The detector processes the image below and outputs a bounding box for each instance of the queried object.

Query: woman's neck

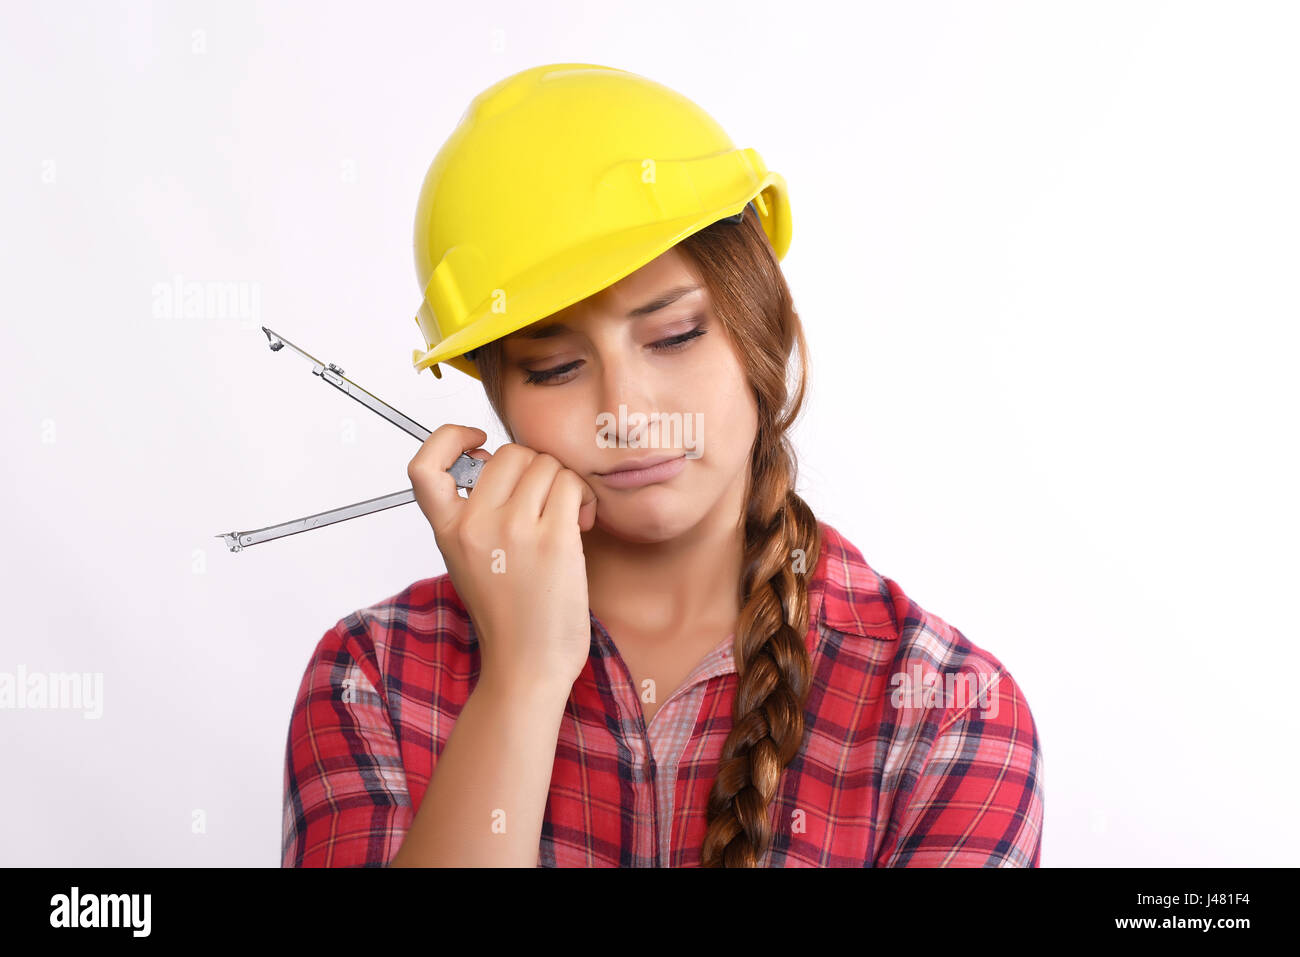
[583,504,745,642]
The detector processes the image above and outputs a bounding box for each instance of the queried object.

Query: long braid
[699,436,822,866]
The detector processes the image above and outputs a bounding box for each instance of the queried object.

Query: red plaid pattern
[283,521,1044,866]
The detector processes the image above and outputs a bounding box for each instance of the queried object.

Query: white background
[2,0,1296,866]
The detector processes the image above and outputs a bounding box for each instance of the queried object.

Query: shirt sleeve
[876,668,1044,867]
[281,621,413,867]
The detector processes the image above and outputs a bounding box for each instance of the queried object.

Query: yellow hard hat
[410,62,792,380]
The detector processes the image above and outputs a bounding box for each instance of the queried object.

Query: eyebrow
[516,283,703,340]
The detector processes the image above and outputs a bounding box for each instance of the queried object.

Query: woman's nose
[595,350,659,447]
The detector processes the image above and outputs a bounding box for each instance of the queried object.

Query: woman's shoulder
[340,571,473,648]
[301,572,476,704]
[814,520,1034,717]
[813,521,1043,852]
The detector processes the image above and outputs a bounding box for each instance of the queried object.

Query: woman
[281,63,1044,867]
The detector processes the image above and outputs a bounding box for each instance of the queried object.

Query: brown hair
[468,205,821,866]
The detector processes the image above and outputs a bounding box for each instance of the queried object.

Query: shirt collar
[809,521,902,642]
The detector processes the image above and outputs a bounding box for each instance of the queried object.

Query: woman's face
[498,246,758,543]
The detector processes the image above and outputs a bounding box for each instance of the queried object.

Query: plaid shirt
[282,520,1044,866]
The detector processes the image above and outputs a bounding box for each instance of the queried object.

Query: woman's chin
[587,497,699,544]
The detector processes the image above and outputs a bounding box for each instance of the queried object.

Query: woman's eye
[523,360,580,385]
[649,325,708,353]
[522,324,708,385]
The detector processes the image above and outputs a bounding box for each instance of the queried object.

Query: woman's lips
[596,454,687,489]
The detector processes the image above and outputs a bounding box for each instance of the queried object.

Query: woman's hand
[407,424,599,695]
